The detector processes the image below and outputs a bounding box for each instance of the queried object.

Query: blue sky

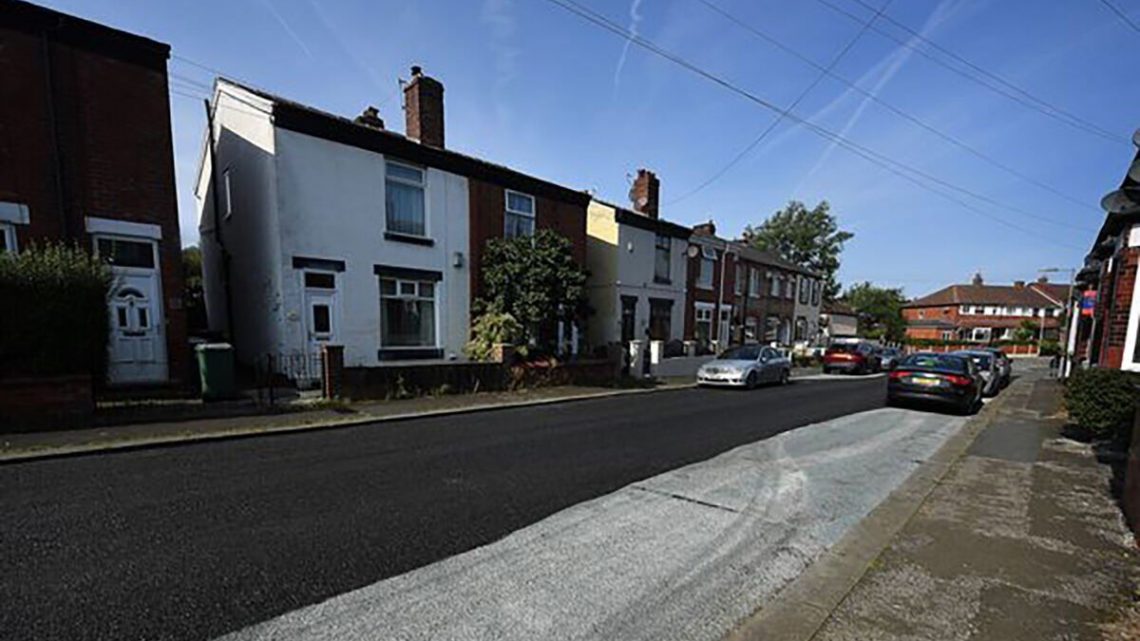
[36,0,1140,297]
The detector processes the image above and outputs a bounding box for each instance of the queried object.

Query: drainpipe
[204,98,236,344]
[716,238,729,347]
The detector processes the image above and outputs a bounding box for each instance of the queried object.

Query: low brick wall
[906,343,1039,356]
[0,375,94,433]
[1123,398,1140,543]
[341,358,619,401]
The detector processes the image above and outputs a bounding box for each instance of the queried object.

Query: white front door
[100,234,168,384]
[303,272,339,355]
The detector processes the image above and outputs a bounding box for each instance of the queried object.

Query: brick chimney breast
[403,65,445,148]
[354,106,385,130]
[629,168,660,219]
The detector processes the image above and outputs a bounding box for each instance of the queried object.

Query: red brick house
[0,1,188,385]
[1070,131,1140,370]
[902,274,1063,344]
[684,222,822,351]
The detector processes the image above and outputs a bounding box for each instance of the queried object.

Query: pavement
[0,376,887,641]
[733,360,1140,641]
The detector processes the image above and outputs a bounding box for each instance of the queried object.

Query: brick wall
[1103,248,1139,368]
[0,24,188,385]
[0,375,94,432]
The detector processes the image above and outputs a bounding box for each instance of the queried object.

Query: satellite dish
[687,245,700,258]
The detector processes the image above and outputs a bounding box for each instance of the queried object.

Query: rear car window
[899,354,968,373]
[827,344,858,354]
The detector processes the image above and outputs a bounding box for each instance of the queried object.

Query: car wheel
[745,371,758,390]
[780,369,790,385]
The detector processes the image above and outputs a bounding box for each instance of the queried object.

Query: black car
[887,352,982,414]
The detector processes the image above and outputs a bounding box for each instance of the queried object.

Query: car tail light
[888,370,909,380]
[944,374,973,387]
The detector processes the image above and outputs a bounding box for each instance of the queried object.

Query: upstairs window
[654,234,671,283]
[505,190,535,238]
[799,277,809,304]
[734,264,744,295]
[785,276,795,299]
[811,280,821,305]
[697,247,716,289]
[385,161,426,237]
[749,267,761,296]
[769,272,779,297]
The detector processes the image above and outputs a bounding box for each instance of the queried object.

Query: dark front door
[621,296,637,344]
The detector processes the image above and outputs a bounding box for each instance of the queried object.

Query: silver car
[697,345,791,389]
[951,350,1002,397]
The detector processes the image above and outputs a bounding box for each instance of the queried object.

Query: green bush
[1039,339,1061,356]
[1064,368,1139,440]
[0,243,112,380]
[465,312,525,362]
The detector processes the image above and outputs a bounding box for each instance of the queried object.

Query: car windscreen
[719,345,761,360]
[898,354,969,374]
[826,343,859,354]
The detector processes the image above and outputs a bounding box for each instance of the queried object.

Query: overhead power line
[675,0,1101,221]
[813,0,1125,145]
[540,0,1087,250]
[668,0,892,206]
[1098,0,1140,33]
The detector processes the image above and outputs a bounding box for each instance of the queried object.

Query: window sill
[653,277,672,285]
[384,231,434,247]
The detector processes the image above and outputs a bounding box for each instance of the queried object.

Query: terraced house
[196,67,589,370]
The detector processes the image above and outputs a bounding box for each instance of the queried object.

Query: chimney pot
[692,220,716,237]
[354,106,385,129]
[629,168,660,219]
[403,66,445,148]
[1013,280,1025,289]
[972,272,984,286]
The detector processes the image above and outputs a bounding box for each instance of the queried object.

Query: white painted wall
[273,129,469,366]
[197,82,470,368]
[585,201,687,346]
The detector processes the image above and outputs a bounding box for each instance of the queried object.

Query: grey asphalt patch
[216,408,967,641]
[967,418,1045,463]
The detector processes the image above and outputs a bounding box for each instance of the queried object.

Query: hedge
[1064,368,1139,440]
[0,243,112,380]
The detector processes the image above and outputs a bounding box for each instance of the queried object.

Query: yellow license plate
[911,377,941,386]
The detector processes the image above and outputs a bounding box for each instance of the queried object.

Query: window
[654,234,671,283]
[304,272,335,289]
[918,310,925,319]
[799,277,809,304]
[385,161,426,237]
[697,247,715,289]
[734,264,744,295]
[694,305,714,347]
[380,277,436,347]
[312,304,331,334]
[222,168,233,218]
[941,330,954,341]
[970,327,991,342]
[769,272,779,297]
[811,280,821,305]
[972,306,984,314]
[649,298,673,340]
[96,237,155,269]
[744,317,758,341]
[0,223,15,253]
[785,276,795,299]
[505,190,535,238]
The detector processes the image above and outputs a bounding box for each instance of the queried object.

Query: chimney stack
[403,65,445,148]
[1037,275,1049,284]
[629,169,660,219]
[692,220,716,237]
[354,106,385,130]
[972,272,984,286]
[1013,280,1025,289]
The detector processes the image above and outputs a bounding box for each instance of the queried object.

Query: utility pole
[1038,267,1076,376]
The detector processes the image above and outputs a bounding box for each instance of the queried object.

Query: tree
[743,200,853,301]
[842,281,907,343]
[475,229,590,351]
[1013,319,1038,342]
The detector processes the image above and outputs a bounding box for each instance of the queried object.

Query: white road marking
[217,408,967,641]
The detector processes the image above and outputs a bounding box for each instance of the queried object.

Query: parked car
[951,350,1002,397]
[697,345,791,389]
[878,347,904,370]
[978,347,1012,386]
[822,341,880,374]
[887,352,982,414]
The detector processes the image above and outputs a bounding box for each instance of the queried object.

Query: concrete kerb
[723,377,1029,641]
[0,382,699,465]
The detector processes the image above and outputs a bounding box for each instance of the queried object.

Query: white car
[697,345,792,389]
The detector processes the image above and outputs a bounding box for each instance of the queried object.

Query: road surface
[1,377,891,641]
